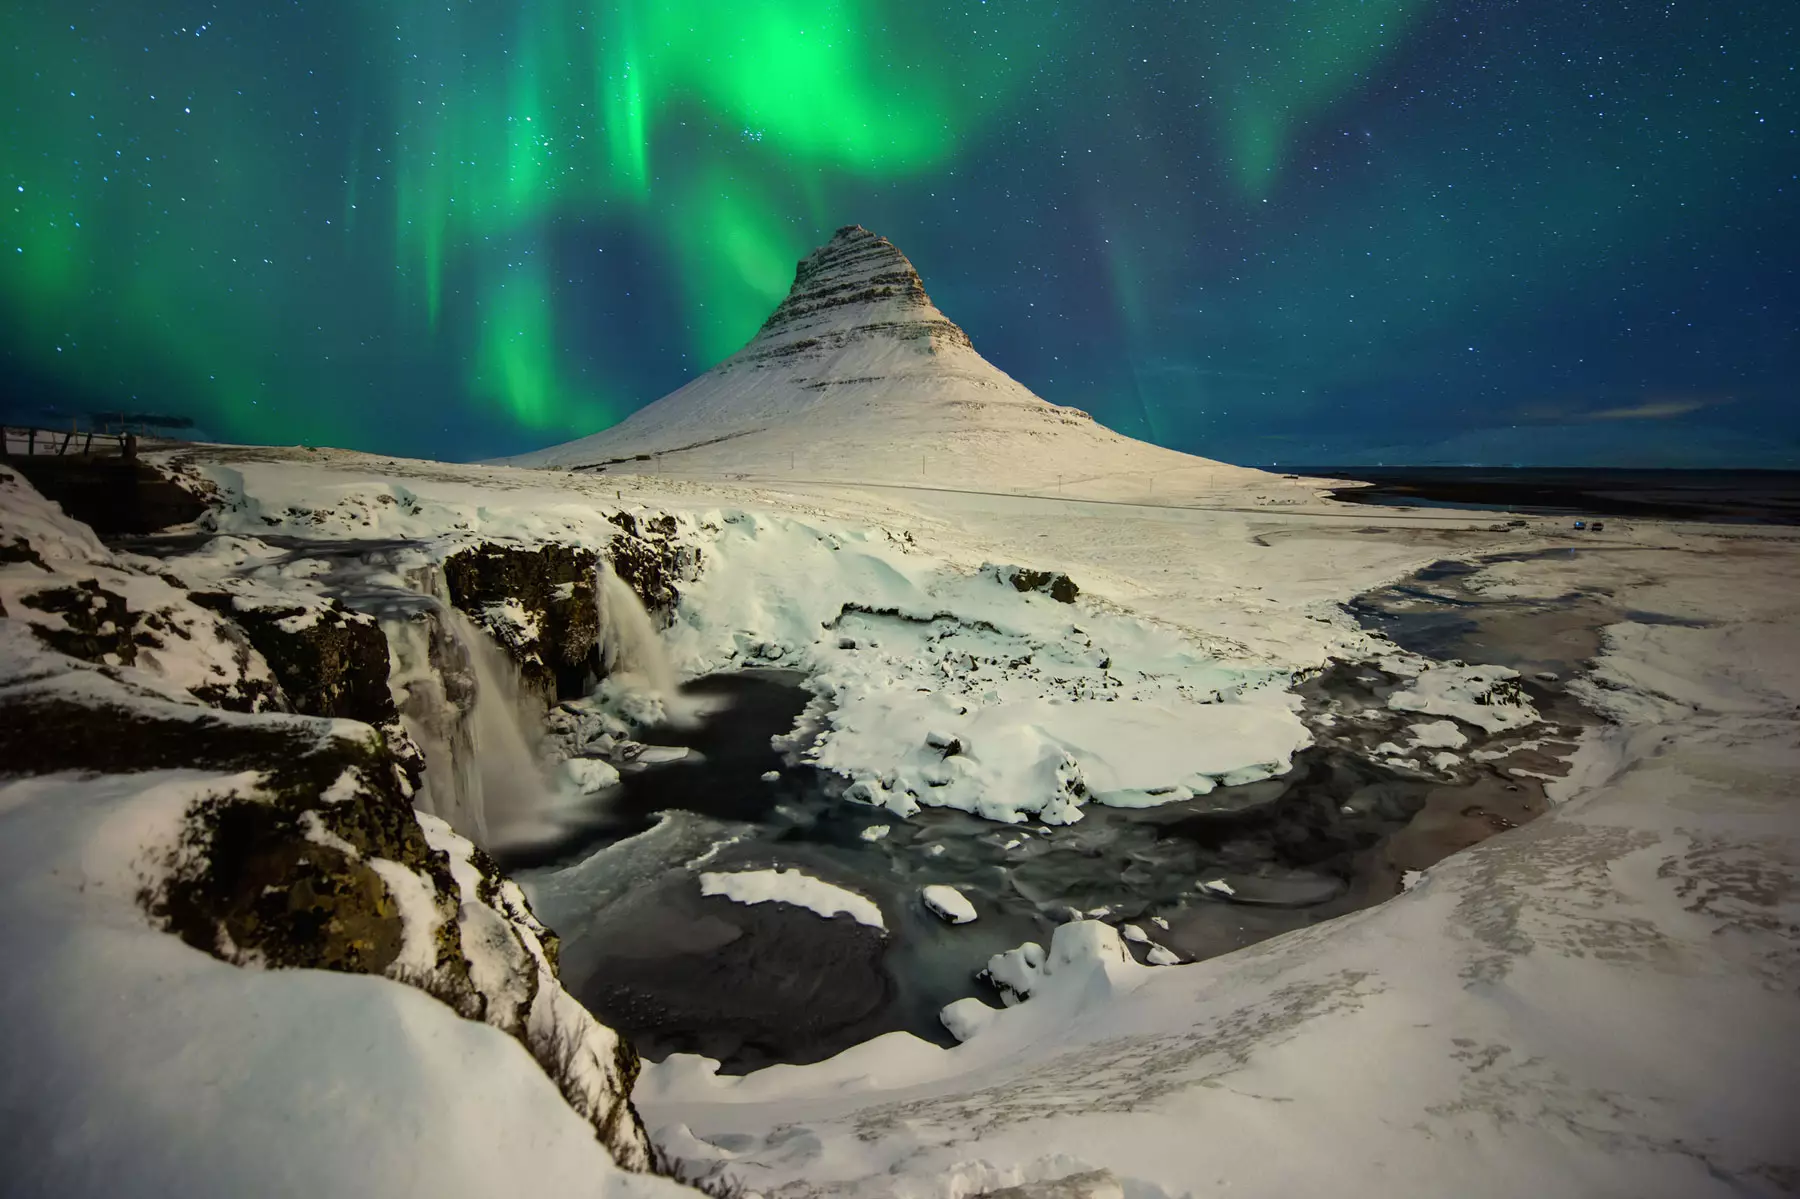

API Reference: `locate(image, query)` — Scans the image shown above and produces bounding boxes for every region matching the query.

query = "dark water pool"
[524,615,1587,1072]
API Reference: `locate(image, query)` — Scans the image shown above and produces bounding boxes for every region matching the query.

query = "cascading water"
[378,557,685,851]
[595,561,680,703]
[380,567,555,849]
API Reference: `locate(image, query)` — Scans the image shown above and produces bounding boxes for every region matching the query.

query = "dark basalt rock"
[1,454,208,536]
[438,521,698,700]
[607,525,691,622]
[442,542,601,702]
[1009,568,1080,604]
[20,578,140,666]
[194,593,396,725]
[0,694,338,778]
[18,578,279,713]
[190,591,426,791]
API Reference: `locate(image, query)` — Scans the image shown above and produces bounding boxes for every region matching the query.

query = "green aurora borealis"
[2,0,1795,464]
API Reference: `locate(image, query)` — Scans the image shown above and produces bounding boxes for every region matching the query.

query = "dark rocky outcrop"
[440,518,699,700]
[144,720,442,975]
[442,542,600,703]
[606,510,697,623]
[1,454,208,536]
[189,591,427,792]
[1007,568,1080,604]
[16,577,281,713]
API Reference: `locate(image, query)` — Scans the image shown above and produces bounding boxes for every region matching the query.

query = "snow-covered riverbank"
[3,444,1795,1197]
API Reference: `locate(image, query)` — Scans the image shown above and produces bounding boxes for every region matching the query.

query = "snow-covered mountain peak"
[745,224,972,362]
[509,227,1267,498]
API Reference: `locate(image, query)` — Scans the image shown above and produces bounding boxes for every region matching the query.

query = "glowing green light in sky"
[1204,0,1434,196]
[3,0,1788,462]
[373,0,1024,430]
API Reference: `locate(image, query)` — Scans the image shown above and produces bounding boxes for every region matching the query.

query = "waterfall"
[376,559,681,850]
[595,561,679,700]
[380,570,554,849]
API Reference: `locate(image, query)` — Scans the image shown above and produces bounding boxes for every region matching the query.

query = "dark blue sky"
[3,0,1795,466]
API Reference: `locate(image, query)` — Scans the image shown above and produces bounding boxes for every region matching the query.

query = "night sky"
[3,1,1795,466]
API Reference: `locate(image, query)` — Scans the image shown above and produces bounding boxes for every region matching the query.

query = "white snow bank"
[668,509,1310,825]
[1407,719,1469,749]
[699,868,885,930]
[1387,662,1538,733]
[636,538,1800,1199]
[921,884,977,924]
[0,770,692,1199]
[564,756,622,793]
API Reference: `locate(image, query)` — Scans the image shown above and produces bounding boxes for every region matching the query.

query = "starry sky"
[3,0,1795,466]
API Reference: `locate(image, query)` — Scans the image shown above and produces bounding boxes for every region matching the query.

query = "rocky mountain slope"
[507,226,1270,499]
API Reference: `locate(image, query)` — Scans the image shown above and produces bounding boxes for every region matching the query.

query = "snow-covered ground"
[0,769,693,1199]
[634,528,1800,1199]
[4,437,1796,1197]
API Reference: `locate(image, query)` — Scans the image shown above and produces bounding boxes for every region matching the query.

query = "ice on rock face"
[562,757,620,794]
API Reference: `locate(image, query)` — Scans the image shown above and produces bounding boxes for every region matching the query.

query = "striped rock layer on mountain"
[743,225,974,363]
[510,226,1262,499]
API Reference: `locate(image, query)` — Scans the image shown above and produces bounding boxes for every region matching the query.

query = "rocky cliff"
[0,465,660,1173]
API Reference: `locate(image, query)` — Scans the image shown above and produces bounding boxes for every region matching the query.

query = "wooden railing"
[2,425,134,458]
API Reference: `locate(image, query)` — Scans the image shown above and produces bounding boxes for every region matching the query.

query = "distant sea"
[1291,467,1800,525]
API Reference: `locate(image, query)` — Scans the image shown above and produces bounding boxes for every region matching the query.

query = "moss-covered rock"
[145,725,443,972]
[42,698,664,1169]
